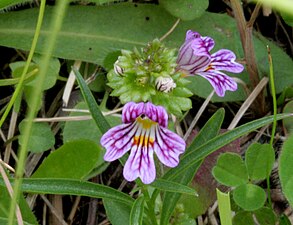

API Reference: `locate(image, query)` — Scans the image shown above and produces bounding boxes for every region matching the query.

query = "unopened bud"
[114,59,124,76]
[155,76,176,93]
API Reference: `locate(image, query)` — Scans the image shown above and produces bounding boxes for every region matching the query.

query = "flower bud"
[114,59,124,76]
[155,76,176,93]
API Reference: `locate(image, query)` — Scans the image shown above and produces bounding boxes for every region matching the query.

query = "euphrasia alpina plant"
[103,30,244,184]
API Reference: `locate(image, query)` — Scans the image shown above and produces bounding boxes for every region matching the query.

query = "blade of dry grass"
[228,77,269,130]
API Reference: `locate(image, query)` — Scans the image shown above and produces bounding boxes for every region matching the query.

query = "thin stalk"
[268,46,277,146]
[267,45,277,208]
[6,0,46,223]
[159,18,180,42]
[8,1,69,224]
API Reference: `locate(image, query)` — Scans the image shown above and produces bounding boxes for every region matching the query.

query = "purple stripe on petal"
[144,102,168,128]
[210,49,244,73]
[198,71,238,97]
[123,139,156,184]
[101,122,137,161]
[177,40,194,66]
[153,126,186,168]
[191,38,211,57]
[185,30,201,41]
[122,102,144,123]
[201,36,215,51]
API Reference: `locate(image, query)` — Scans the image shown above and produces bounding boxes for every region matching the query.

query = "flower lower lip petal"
[123,143,156,184]
[153,126,186,168]
[198,70,238,97]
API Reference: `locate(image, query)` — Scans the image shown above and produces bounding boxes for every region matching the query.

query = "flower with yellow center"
[100,102,186,184]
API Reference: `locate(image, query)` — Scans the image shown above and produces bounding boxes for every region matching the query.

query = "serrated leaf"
[0,0,33,10]
[279,135,293,207]
[160,0,208,21]
[212,153,248,187]
[233,184,266,211]
[32,139,102,179]
[245,143,275,181]
[18,120,55,153]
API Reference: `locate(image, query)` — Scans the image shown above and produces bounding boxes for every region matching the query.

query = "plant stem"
[230,0,265,116]
[141,186,158,225]
[267,46,277,146]
[8,1,69,224]
[267,45,277,208]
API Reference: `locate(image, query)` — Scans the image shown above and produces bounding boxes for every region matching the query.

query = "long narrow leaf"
[0,178,134,205]
[160,108,225,225]
[217,189,232,225]
[130,196,145,225]
[73,67,110,133]
[151,179,198,196]
[163,113,292,181]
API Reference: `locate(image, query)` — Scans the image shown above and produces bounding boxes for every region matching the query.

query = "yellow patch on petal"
[132,116,156,148]
[136,117,157,129]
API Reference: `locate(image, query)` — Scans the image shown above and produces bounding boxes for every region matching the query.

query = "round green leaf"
[18,121,55,153]
[279,135,293,207]
[212,153,248,187]
[160,0,208,21]
[254,207,277,225]
[245,143,275,181]
[232,211,254,225]
[32,139,102,179]
[233,184,266,211]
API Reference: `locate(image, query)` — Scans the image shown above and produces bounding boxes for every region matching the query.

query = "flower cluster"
[101,30,244,184]
[107,39,193,117]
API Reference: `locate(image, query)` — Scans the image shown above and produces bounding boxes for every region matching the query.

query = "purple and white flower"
[100,102,186,184]
[177,30,244,97]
